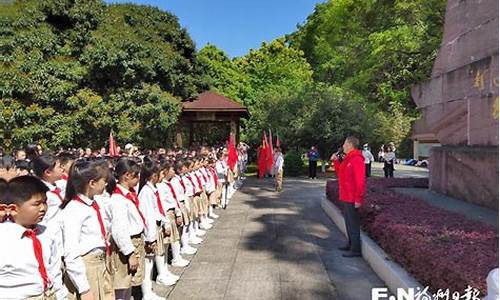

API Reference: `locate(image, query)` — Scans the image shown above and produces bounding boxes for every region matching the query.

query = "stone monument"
[411,0,499,209]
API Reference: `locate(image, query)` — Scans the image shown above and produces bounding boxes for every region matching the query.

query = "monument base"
[429,146,498,210]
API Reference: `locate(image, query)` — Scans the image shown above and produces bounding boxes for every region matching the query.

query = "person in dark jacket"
[307,146,319,179]
[332,136,366,258]
[382,144,396,178]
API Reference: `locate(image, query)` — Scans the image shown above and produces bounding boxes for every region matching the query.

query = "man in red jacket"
[332,136,366,258]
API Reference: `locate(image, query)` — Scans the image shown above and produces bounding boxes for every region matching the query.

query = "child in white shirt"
[0,176,71,300]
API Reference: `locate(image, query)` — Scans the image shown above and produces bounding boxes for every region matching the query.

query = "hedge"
[326,178,498,296]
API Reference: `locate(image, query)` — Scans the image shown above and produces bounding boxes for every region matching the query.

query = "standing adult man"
[332,136,366,258]
[307,146,319,179]
[362,144,375,177]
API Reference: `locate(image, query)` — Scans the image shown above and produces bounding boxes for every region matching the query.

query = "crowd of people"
[0,143,243,300]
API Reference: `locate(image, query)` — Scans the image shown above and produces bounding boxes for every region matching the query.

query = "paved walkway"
[157,177,384,300]
[371,162,429,178]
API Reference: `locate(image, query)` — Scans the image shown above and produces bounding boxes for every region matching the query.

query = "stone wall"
[411,0,499,209]
[430,146,498,209]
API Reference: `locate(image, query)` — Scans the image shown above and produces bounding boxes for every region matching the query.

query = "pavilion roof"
[182,91,248,116]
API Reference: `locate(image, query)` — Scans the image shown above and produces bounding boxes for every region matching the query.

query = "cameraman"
[331,136,366,258]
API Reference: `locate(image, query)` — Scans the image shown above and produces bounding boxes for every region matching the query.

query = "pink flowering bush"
[326,178,499,295]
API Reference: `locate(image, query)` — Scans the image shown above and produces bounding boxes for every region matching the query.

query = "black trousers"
[365,163,371,177]
[342,202,361,253]
[383,163,394,178]
[309,160,317,178]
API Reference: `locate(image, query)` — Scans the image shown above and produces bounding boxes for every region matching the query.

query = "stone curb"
[321,197,432,298]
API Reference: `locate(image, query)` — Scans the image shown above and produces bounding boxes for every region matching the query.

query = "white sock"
[141,257,154,295]
[209,206,214,216]
[172,241,182,260]
[155,255,167,278]
[221,186,227,207]
[181,227,190,249]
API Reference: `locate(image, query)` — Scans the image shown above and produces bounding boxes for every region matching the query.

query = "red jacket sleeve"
[333,158,341,173]
[352,156,366,204]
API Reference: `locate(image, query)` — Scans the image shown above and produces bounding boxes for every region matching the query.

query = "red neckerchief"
[210,168,218,186]
[73,195,110,256]
[146,184,165,217]
[23,227,50,290]
[177,175,187,193]
[185,176,196,194]
[113,186,146,227]
[165,180,181,209]
[51,188,64,203]
[193,173,203,190]
[200,168,208,182]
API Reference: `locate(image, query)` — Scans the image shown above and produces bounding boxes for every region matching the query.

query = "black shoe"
[342,251,362,258]
[337,245,350,251]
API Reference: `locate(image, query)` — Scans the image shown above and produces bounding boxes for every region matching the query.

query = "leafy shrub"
[326,178,498,296]
[284,150,303,177]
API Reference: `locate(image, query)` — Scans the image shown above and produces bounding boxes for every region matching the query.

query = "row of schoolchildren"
[0,148,237,300]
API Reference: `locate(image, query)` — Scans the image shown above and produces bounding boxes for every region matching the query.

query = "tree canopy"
[0,0,206,150]
[201,0,446,157]
[1,0,447,157]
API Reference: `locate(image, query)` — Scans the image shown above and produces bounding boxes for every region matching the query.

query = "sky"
[105,0,324,58]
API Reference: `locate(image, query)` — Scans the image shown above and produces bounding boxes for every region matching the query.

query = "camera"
[336,148,345,163]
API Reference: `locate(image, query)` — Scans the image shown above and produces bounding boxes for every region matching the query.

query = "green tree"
[235,38,313,145]
[295,85,374,159]
[287,0,446,152]
[0,0,206,150]
[198,44,253,105]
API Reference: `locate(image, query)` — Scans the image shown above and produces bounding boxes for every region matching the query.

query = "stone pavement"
[370,162,429,178]
[155,177,385,300]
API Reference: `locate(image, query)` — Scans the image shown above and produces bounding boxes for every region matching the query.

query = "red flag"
[109,131,118,157]
[267,129,274,172]
[227,132,238,171]
[276,132,281,148]
[258,132,268,178]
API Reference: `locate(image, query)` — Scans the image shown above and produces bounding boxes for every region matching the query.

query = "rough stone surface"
[432,0,499,76]
[411,0,499,207]
[429,146,499,209]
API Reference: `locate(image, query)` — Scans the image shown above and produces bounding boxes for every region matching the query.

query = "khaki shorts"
[208,190,219,206]
[22,288,56,300]
[216,183,223,205]
[199,192,209,214]
[188,196,199,220]
[164,210,180,244]
[110,235,145,289]
[194,194,205,215]
[275,170,283,191]
[65,251,114,300]
[154,224,165,256]
[179,203,191,225]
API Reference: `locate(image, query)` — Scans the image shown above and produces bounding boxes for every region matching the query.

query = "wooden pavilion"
[175,91,249,147]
